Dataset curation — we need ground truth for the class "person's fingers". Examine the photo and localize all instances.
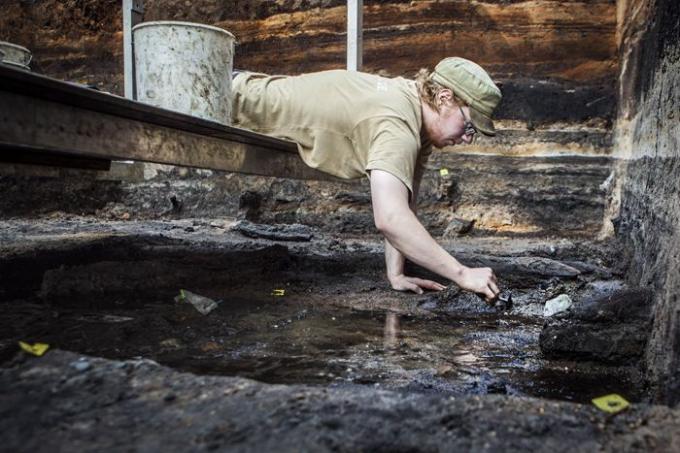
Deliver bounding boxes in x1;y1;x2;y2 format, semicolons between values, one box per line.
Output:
420;279;445;291
489;281;500;296
483;287;495;300
401;280;423;294
490;272;499;284
408;278;445;292
487;285;498;301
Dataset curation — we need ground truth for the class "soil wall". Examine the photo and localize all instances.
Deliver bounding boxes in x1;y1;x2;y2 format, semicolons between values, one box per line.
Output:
613;0;680;405
0;0;619;236
1;0;617;156
0;154;612;237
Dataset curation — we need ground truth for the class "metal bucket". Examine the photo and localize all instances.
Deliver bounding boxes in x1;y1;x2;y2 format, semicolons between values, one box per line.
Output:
0;41;32;70
133;21;235;125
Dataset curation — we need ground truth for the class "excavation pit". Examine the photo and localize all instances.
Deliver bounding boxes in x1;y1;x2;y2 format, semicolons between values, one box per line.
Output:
0;219;644;405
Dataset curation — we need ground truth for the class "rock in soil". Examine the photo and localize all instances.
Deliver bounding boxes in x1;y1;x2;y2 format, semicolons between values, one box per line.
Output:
544;294;573;317
233;220;314;242
540;287;653;363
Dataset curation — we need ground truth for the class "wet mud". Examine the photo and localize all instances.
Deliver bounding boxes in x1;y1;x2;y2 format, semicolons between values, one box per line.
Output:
0;294;644;405
0;219;643;398
4;349;680;453
0;218;671;450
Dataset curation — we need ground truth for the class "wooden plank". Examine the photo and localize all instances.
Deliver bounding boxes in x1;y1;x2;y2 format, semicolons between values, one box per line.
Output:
0;65;297;153
0;143;111;171
0;66;344;181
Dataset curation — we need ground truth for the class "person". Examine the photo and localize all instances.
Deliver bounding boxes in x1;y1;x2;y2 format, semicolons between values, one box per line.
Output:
231;57;502;301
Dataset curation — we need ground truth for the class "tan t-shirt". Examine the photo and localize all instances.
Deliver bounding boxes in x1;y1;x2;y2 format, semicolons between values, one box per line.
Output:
231;70;431;194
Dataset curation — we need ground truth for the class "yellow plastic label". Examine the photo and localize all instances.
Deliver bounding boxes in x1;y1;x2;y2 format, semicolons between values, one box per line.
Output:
271;289;285;296
592;394;630;414
439;168;449;177
19;341;50;357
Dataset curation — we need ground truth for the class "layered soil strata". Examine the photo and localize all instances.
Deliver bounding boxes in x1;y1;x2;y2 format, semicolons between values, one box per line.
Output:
0;0;617;242
0;154;612;238
612;0;680;405
1;0;617;128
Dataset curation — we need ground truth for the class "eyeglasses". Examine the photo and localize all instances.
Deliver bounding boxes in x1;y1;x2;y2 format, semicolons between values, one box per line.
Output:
458;105;477;140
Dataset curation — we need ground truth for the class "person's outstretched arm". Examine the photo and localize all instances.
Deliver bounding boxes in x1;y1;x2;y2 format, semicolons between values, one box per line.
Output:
370;169;500;300
384;161;445;294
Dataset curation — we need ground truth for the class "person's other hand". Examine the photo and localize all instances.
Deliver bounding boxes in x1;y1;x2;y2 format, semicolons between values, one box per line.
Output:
389;274;446;295
457;266;500;302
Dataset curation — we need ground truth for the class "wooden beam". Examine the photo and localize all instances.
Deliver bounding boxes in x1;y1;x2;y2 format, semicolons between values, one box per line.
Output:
0;66;343;181
0;143;111;171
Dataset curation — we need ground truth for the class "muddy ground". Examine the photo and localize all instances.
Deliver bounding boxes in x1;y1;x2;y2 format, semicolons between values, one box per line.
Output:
1;217;678;451
3;349;680;453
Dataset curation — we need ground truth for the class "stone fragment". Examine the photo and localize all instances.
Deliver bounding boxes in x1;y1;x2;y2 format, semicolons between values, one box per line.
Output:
540;322;647;363
159;338;183;350
174;290;220;315
233;220;313;242
419;286;499;316
570;288;652;323
442;218;475;237
458;254;581;280
200;341;221;353
543;294;573;317
70;358;91;372
333;191;371;204
539;288;653;363
494;291;513;311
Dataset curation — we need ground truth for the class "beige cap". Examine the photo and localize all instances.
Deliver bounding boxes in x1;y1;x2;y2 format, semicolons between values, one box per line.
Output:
430;57;502;136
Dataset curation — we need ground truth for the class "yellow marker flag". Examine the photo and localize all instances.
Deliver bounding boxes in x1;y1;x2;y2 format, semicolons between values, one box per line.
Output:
592;394;630;414
439;168;449;177
19;341;50;357
271;289;285;296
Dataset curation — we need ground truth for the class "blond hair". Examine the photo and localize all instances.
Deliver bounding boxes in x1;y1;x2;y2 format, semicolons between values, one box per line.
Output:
415;68;467;113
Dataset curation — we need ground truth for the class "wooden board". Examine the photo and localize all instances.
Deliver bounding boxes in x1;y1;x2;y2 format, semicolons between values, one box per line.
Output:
0;65;343;181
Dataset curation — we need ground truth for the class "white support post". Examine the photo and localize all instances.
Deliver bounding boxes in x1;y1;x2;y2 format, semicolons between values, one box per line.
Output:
346;0;363;71
123;0;144;99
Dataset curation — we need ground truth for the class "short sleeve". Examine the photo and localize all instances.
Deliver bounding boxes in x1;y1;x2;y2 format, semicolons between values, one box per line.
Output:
353;116;420;194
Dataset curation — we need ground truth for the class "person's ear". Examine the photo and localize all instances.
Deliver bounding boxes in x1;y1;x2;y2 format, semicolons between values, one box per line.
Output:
436;89;453;107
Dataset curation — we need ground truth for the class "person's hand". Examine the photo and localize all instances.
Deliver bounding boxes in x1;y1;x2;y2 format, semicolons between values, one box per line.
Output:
389;274;446;295
456;266;500;302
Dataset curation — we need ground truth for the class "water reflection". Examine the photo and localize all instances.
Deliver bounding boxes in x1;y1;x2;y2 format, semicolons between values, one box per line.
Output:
383;312;400;350
137;302;633;403
453;351;480;365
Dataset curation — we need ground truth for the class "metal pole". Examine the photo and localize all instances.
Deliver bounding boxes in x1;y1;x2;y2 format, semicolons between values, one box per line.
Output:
123;0;144;99
347;0;363;71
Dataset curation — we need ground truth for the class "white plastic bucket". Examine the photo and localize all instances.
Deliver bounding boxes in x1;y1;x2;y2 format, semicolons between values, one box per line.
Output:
0;41;32;70
133;21;235;125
